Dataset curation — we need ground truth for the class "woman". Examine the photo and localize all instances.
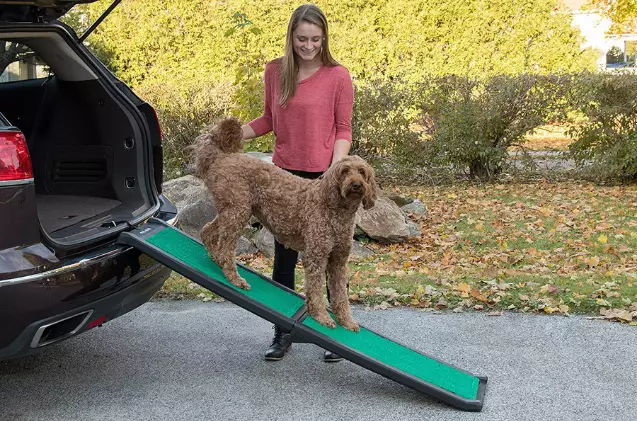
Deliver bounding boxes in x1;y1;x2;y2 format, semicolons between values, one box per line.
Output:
241;4;354;362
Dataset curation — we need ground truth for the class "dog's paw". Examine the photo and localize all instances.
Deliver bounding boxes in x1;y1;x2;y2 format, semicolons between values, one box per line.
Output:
232;278;251;291
314;314;337;329
340;320;360;332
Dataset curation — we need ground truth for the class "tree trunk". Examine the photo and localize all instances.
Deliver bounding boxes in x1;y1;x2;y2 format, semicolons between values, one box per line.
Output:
0;42;29;75
469;159;502;180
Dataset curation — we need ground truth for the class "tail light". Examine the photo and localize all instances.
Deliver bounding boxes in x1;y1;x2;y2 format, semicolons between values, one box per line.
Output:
0;131;33;182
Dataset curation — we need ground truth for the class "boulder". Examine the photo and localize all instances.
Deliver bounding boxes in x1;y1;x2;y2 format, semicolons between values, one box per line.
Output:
163;175;217;239
236;237;259;256
355;196;410;243
406;219;421;238
401;199;427;216
350;241;375;260
385;192;414;207
253;227;276;258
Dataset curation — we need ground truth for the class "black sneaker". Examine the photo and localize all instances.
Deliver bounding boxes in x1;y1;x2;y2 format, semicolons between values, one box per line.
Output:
323;349;344;363
264;325;292;361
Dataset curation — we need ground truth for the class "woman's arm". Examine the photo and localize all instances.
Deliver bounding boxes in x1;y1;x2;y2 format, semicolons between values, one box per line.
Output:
332;69;354;165
332;138;351;163
245;64;274;139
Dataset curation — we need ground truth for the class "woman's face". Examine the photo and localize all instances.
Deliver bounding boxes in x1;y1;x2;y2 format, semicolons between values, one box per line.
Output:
292;22;324;63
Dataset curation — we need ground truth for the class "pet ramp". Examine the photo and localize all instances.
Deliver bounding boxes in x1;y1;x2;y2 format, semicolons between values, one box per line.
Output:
118;218;488;412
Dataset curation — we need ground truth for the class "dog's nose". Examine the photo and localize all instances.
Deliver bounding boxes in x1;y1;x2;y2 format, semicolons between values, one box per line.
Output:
352;182;362;191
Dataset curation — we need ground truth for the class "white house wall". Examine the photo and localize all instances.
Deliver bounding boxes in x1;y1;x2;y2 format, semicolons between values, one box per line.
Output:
570;10;637;68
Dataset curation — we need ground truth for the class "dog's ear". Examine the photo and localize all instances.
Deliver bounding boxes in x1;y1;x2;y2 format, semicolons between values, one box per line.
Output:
321;161;345;206
362;164;378;210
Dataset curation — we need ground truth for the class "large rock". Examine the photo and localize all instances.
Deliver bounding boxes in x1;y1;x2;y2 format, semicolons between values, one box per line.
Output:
162;175;216;239
253;227;276;258
350;241;375;260
401;199;427;216
406;219;421;238
385;192;414;207
236;237;259;256
356;196;410;243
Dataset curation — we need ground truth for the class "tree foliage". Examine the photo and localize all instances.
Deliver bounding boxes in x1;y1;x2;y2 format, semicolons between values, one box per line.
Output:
70;0;596;87
584;0;637;34
0;42;30;75
61;0;598;177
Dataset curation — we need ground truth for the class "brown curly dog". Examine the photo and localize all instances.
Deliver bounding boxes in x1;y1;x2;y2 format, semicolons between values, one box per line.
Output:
191;117;377;331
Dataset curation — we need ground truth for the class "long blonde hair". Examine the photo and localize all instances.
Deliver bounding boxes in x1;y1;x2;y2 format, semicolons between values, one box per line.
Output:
279;4;339;106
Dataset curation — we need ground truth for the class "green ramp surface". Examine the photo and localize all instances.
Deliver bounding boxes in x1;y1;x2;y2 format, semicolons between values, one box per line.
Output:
303;317;480;401
119;219;486;411
146;226;304;318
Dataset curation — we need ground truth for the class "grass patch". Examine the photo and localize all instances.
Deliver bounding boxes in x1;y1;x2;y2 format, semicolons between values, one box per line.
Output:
156;181;637;324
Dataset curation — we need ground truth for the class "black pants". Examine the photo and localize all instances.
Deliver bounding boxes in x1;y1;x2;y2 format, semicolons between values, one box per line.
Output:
272;169;323;292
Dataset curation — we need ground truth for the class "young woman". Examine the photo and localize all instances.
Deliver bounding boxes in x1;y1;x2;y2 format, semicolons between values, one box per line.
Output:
241;4;354;362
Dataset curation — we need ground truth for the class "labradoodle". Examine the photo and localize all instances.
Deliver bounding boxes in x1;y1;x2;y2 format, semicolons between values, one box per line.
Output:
191;117;377;331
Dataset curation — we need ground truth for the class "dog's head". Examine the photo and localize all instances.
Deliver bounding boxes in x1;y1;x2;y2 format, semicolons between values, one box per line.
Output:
190;117;243;179
322;156;377;210
209;117;243;154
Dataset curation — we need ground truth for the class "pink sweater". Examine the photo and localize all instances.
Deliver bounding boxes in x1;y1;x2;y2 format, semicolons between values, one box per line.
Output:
248;60;354;172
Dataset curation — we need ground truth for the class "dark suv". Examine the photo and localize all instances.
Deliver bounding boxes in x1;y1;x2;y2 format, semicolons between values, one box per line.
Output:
0;1;178;360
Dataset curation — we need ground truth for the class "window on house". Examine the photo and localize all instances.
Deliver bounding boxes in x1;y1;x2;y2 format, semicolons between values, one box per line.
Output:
606;46;624;66
625;41;637;67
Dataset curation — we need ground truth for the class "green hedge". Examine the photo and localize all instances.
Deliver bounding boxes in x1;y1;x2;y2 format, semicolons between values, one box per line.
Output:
568;72;637;180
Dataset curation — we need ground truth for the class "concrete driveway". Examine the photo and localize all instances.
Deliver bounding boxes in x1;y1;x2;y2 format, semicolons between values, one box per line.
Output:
1;301;635;421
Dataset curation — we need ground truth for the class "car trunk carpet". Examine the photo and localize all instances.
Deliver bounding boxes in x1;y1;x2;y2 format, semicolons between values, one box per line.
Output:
36;195;122;233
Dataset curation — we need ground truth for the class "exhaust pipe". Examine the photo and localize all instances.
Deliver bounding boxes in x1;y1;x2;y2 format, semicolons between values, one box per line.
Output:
30;310;93;348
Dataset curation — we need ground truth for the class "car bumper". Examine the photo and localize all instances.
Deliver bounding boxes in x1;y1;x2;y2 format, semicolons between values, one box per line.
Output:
0;257;171;361
0;195;179;360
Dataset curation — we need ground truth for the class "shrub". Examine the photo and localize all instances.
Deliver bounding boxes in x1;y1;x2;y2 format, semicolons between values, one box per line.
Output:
137;81;234;180
568;72;637;180
421;74;571;180
351;80;423;166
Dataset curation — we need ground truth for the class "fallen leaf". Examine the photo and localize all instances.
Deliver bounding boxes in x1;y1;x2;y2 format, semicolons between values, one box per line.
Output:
455;282;471;297
596;298;612;307
435;299;448;309
585;256;601;267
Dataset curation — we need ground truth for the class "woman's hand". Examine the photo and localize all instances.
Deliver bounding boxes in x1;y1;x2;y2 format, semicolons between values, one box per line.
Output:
242;124;256;141
331;138;352;165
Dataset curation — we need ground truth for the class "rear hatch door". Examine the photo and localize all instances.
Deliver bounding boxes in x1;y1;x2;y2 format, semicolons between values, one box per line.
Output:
0;1;97;22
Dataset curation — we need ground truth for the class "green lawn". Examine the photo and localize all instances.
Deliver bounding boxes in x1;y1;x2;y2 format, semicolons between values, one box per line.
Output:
158;181;637;324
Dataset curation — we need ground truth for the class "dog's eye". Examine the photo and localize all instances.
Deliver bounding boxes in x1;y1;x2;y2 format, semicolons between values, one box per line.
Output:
358;168;366;176
340;166;350;175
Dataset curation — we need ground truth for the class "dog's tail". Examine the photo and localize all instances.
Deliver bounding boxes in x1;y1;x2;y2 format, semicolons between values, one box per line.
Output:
191;117;243;179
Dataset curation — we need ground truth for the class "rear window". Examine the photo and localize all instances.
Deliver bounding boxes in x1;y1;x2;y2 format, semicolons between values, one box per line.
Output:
0;41;50;83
